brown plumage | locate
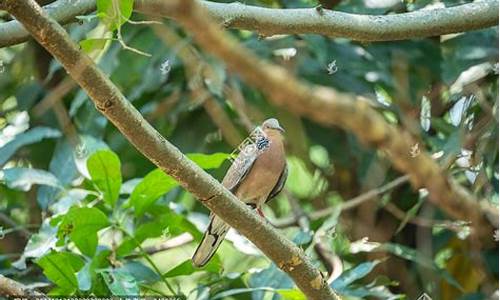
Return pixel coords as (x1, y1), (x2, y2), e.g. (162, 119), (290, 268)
(192, 118), (288, 267)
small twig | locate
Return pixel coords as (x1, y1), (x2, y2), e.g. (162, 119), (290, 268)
(0, 212), (31, 239)
(383, 202), (465, 232)
(115, 225), (176, 295)
(126, 232), (193, 258)
(112, 0), (151, 57)
(273, 175), (410, 228)
(116, 21), (151, 57)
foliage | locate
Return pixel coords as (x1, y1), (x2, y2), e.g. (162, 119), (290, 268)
(0, 0), (498, 299)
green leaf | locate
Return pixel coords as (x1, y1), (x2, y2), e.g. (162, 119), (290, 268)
(163, 258), (220, 278)
(76, 249), (111, 291)
(212, 287), (278, 299)
(129, 168), (177, 216)
(1, 168), (63, 191)
(116, 208), (201, 256)
(57, 207), (110, 256)
(87, 150), (122, 207)
(0, 127), (61, 166)
(277, 289), (307, 300)
(36, 251), (85, 294)
(332, 260), (381, 290)
(187, 152), (229, 169)
(100, 269), (139, 295)
(96, 0), (134, 31)
(120, 261), (159, 283)
(79, 38), (109, 53)
(285, 156), (326, 198)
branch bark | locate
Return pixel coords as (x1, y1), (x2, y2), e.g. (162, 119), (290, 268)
(0, 275), (45, 296)
(0, 0), (95, 47)
(188, 0), (499, 41)
(135, 0), (498, 242)
(1, 1), (339, 299)
(1, 0), (498, 47)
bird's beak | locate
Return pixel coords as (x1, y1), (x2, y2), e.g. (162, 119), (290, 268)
(277, 125), (285, 133)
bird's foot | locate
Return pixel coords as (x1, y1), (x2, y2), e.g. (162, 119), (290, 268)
(257, 207), (265, 218)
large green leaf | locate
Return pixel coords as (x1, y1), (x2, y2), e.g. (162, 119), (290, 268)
(87, 150), (122, 207)
(57, 207), (110, 256)
(162, 258), (220, 278)
(187, 152), (229, 169)
(1, 168), (63, 191)
(36, 251), (85, 294)
(129, 168), (177, 216)
(116, 208), (201, 256)
(0, 127), (61, 166)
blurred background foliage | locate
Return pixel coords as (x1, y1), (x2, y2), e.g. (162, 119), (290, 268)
(0, 0), (498, 299)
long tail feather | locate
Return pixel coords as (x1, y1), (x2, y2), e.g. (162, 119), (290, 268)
(192, 214), (230, 267)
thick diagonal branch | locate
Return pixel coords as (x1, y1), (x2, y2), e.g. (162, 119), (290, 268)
(1, 0), (498, 47)
(1, 1), (338, 299)
(135, 0), (498, 241)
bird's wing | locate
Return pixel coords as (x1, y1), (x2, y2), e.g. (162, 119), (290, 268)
(265, 162), (288, 203)
(222, 144), (259, 192)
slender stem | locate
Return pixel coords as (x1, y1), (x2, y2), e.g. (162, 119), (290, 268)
(115, 225), (177, 295)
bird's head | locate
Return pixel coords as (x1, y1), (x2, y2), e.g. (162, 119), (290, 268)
(261, 118), (285, 133)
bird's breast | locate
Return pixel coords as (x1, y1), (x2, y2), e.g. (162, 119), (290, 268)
(236, 137), (286, 204)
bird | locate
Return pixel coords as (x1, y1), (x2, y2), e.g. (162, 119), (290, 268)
(192, 118), (288, 267)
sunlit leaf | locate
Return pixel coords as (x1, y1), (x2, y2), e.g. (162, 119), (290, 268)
(80, 38), (109, 53)
(57, 206), (110, 256)
(187, 152), (229, 169)
(36, 251), (85, 294)
(96, 0), (134, 31)
(129, 168), (177, 216)
(162, 258), (220, 278)
(87, 150), (122, 207)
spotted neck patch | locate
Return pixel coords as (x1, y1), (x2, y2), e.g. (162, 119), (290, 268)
(256, 136), (270, 150)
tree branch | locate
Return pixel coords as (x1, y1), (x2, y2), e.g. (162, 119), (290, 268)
(1, 0), (498, 48)
(185, 0), (499, 41)
(273, 175), (411, 228)
(0, 0), (95, 47)
(0, 275), (45, 296)
(136, 0), (498, 242)
(1, 1), (339, 299)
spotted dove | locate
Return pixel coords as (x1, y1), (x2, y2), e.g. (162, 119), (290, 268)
(192, 118), (288, 267)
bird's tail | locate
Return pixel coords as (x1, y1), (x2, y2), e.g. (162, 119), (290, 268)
(192, 214), (230, 267)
